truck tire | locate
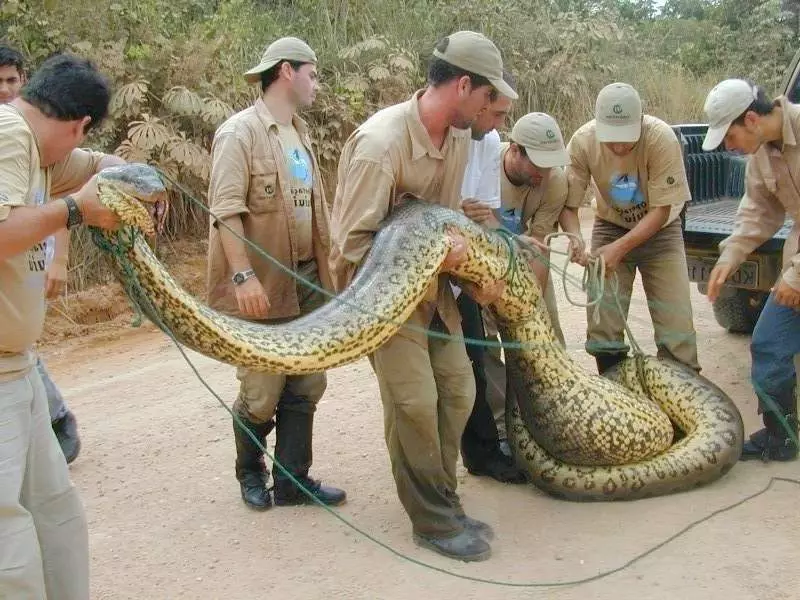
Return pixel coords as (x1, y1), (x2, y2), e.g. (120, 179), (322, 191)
(711, 288), (769, 334)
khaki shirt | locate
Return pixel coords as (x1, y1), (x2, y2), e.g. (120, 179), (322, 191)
(0, 104), (104, 377)
(205, 97), (333, 320)
(499, 142), (573, 239)
(329, 90), (471, 346)
(566, 114), (689, 229)
(718, 96), (800, 289)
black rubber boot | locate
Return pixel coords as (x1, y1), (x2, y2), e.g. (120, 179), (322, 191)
(52, 410), (81, 464)
(271, 396), (346, 507)
(412, 528), (492, 562)
(595, 352), (628, 375)
(233, 415), (275, 510)
(740, 410), (798, 462)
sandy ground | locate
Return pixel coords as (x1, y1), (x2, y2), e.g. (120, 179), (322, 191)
(37, 208), (800, 600)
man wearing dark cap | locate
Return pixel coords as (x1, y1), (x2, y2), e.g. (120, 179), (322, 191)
(206, 37), (346, 511)
(330, 30), (515, 562)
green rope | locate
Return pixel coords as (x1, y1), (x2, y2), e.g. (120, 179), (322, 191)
(88, 224), (800, 588)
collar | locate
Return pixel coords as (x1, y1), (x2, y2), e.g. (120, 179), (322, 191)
(406, 89), (467, 161)
(253, 96), (308, 136)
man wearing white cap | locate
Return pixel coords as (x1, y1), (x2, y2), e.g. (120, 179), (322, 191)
(703, 78), (800, 461)
(330, 30), (515, 562)
(564, 82), (699, 375)
(206, 37), (346, 511)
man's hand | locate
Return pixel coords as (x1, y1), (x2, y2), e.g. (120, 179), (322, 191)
(593, 241), (627, 274)
(441, 232), (469, 273)
(462, 199), (500, 228)
(568, 238), (590, 266)
(44, 261), (68, 299)
(707, 263), (735, 303)
(461, 279), (506, 307)
(772, 278), (800, 309)
(517, 234), (550, 254)
(235, 277), (270, 319)
(73, 175), (121, 230)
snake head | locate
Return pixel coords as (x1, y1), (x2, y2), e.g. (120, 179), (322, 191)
(96, 162), (169, 237)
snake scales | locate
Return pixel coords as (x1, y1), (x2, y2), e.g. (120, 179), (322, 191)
(92, 163), (745, 501)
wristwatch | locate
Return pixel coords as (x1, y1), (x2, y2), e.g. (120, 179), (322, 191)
(232, 269), (256, 285)
(63, 195), (83, 230)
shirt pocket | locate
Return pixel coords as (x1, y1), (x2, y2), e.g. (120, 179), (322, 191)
(248, 158), (281, 214)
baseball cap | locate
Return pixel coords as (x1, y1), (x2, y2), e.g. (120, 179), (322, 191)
(510, 112), (570, 168)
(701, 79), (759, 151)
(432, 31), (518, 101)
(244, 37), (317, 83)
(595, 82), (643, 143)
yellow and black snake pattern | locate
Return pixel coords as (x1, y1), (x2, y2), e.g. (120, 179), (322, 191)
(93, 163), (745, 501)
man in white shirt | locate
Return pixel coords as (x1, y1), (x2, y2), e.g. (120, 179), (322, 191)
(456, 71), (527, 483)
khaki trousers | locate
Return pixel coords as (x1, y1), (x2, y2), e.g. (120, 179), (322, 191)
(233, 261), (329, 422)
(368, 314), (475, 537)
(0, 370), (89, 600)
(586, 217), (700, 371)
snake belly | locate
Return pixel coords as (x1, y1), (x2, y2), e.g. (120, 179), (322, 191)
(91, 163), (745, 501)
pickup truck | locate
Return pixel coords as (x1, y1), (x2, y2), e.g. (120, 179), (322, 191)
(674, 49), (800, 333)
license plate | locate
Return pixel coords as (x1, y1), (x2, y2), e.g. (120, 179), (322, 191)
(686, 256), (759, 289)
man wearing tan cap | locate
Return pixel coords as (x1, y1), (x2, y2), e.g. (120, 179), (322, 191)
(564, 82), (699, 375)
(206, 36), (346, 511)
(703, 78), (800, 461)
(330, 30), (515, 562)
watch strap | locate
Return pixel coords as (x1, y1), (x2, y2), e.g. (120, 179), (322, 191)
(63, 195), (83, 230)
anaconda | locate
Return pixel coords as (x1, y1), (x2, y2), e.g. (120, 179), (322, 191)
(91, 163), (745, 501)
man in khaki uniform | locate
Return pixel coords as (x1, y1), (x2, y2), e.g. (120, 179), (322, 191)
(206, 37), (345, 511)
(563, 82), (700, 374)
(0, 53), (121, 600)
(704, 79), (800, 461)
(329, 31), (516, 562)
(0, 43), (84, 464)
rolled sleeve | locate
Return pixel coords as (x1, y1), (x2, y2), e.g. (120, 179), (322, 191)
(329, 157), (395, 291)
(207, 132), (251, 224)
(527, 169), (569, 239)
(0, 131), (32, 216)
(646, 126), (691, 208)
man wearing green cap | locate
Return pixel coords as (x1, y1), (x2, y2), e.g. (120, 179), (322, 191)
(330, 30), (515, 562)
(703, 78), (800, 461)
(563, 82), (699, 375)
(206, 36), (346, 511)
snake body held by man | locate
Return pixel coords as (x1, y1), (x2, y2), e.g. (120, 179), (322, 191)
(91, 163), (745, 501)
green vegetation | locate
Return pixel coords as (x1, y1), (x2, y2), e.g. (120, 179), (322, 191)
(2, 0), (797, 288)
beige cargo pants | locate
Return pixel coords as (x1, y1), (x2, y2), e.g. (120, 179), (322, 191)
(0, 369), (89, 600)
(368, 311), (476, 537)
(233, 261), (329, 422)
(586, 217), (700, 371)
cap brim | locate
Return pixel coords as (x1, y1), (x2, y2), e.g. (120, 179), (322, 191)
(596, 121), (641, 143)
(526, 147), (570, 168)
(491, 77), (518, 101)
(243, 59), (280, 83)
(702, 124), (729, 151)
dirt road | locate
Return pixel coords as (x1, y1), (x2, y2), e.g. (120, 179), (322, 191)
(39, 209), (800, 599)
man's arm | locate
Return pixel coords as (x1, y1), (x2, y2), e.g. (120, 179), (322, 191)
(594, 205), (670, 272)
(0, 201), (70, 261)
(329, 157), (396, 291)
(707, 166), (787, 301)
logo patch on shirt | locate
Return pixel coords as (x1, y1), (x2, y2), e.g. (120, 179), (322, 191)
(667, 176), (675, 185)
(265, 182), (276, 197)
